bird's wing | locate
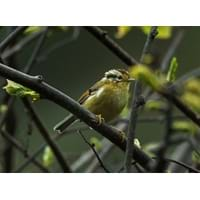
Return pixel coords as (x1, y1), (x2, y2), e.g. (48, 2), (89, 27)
(78, 80), (103, 104)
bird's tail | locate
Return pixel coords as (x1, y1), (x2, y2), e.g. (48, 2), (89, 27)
(54, 114), (77, 134)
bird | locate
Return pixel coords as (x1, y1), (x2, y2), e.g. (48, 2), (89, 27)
(54, 69), (134, 133)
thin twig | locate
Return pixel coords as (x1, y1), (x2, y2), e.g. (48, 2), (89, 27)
(22, 98), (72, 172)
(78, 130), (110, 173)
(0, 27), (27, 53)
(15, 125), (92, 172)
(2, 30), (45, 60)
(154, 102), (173, 172)
(152, 157), (199, 173)
(161, 29), (184, 72)
(23, 27), (48, 73)
(36, 27), (80, 63)
(1, 130), (49, 172)
(124, 26), (158, 172)
(84, 26), (139, 66)
(85, 140), (114, 173)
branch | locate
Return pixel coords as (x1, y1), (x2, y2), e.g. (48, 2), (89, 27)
(152, 157), (199, 173)
(23, 27), (48, 73)
(0, 62), (154, 171)
(124, 26), (158, 172)
(161, 29), (184, 72)
(85, 140), (114, 173)
(1, 130), (49, 172)
(0, 27), (27, 53)
(78, 130), (110, 173)
(2, 30), (45, 60)
(15, 125), (90, 172)
(84, 26), (139, 65)
(22, 98), (71, 172)
(154, 103), (173, 172)
(160, 88), (200, 127)
(36, 27), (80, 63)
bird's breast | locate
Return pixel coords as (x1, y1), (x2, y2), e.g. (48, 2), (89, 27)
(83, 84), (129, 122)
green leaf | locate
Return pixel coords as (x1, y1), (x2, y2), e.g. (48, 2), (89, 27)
(129, 65), (166, 91)
(115, 26), (132, 39)
(24, 26), (42, 35)
(145, 100), (167, 111)
(172, 120), (198, 134)
(192, 151), (200, 164)
(141, 26), (172, 39)
(90, 137), (102, 151)
(181, 92), (200, 113)
(0, 104), (8, 113)
(42, 146), (54, 168)
(184, 78), (200, 95)
(3, 80), (40, 101)
(166, 57), (178, 82)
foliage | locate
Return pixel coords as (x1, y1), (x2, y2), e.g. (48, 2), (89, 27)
(3, 80), (40, 101)
(90, 137), (102, 151)
(42, 146), (55, 168)
(129, 64), (166, 91)
(115, 26), (172, 39)
(172, 120), (198, 134)
(166, 57), (178, 82)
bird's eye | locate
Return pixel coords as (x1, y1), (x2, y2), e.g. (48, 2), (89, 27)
(117, 76), (123, 80)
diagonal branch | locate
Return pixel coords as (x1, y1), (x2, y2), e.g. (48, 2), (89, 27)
(22, 98), (71, 172)
(0, 62), (154, 171)
(0, 26), (27, 53)
(84, 26), (139, 65)
(1, 130), (49, 172)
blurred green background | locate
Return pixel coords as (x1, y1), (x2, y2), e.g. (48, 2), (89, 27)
(0, 26), (199, 172)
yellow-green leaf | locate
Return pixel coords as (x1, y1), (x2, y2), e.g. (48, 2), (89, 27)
(145, 100), (167, 111)
(42, 146), (54, 168)
(184, 78), (200, 95)
(129, 65), (166, 91)
(166, 57), (178, 82)
(90, 137), (102, 151)
(24, 26), (42, 34)
(141, 26), (172, 39)
(3, 80), (40, 101)
(172, 120), (198, 134)
(192, 151), (200, 164)
(115, 26), (132, 39)
(181, 92), (200, 113)
(0, 104), (8, 113)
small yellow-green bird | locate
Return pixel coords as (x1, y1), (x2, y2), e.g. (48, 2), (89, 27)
(54, 69), (133, 133)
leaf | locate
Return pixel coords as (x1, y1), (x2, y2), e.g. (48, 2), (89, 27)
(142, 53), (154, 65)
(134, 138), (141, 149)
(3, 80), (40, 101)
(145, 100), (167, 111)
(141, 26), (172, 39)
(0, 104), (8, 113)
(181, 92), (200, 113)
(172, 120), (198, 134)
(166, 57), (178, 82)
(90, 137), (102, 151)
(129, 65), (166, 91)
(115, 26), (132, 39)
(24, 26), (42, 34)
(42, 146), (54, 168)
(192, 151), (200, 164)
(184, 78), (200, 95)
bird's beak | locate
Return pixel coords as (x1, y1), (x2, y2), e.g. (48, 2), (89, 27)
(128, 78), (135, 82)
